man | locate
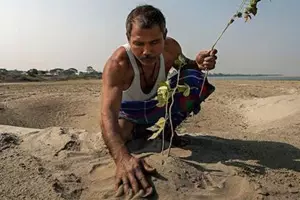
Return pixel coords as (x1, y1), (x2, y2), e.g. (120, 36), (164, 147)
(100, 4), (217, 198)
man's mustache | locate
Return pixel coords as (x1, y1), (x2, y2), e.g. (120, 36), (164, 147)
(140, 54), (155, 60)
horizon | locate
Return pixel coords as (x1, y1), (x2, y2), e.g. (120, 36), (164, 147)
(0, 67), (290, 76)
(1, 0), (300, 76)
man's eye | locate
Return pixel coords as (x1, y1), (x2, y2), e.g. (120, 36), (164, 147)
(134, 42), (144, 46)
(151, 40), (159, 45)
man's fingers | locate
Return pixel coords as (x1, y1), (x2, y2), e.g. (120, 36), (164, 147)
(141, 159), (156, 173)
(143, 187), (154, 197)
(135, 168), (151, 190)
(203, 62), (216, 70)
(135, 168), (153, 197)
(122, 177), (130, 195)
(115, 176), (122, 191)
(210, 49), (218, 55)
(200, 50), (210, 57)
(203, 55), (216, 69)
(204, 56), (217, 62)
(203, 60), (216, 66)
(139, 159), (155, 197)
(115, 184), (124, 197)
(128, 172), (139, 194)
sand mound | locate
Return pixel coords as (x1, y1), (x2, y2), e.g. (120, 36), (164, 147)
(0, 92), (101, 133)
(0, 132), (20, 151)
(2, 125), (300, 199)
(237, 94), (300, 127)
(87, 152), (256, 200)
(0, 125), (258, 200)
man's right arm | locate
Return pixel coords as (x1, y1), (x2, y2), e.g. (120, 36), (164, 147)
(100, 51), (155, 197)
(100, 56), (130, 163)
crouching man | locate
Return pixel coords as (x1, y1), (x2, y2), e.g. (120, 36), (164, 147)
(100, 4), (217, 198)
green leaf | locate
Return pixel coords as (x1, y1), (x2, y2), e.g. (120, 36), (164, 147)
(183, 84), (190, 97)
(147, 117), (167, 140)
(176, 83), (190, 97)
(148, 126), (164, 140)
(157, 85), (169, 105)
(157, 117), (167, 127)
(156, 101), (166, 107)
(147, 125), (159, 132)
(159, 80), (170, 89)
(177, 84), (187, 92)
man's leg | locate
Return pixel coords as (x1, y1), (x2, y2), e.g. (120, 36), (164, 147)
(118, 118), (154, 141)
(118, 69), (214, 148)
(119, 118), (189, 148)
(154, 69), (212, 147)
(118, 118), (134, 143)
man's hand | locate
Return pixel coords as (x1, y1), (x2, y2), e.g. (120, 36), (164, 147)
(115, 154), (156, 197)
(195, 49), (218, 71)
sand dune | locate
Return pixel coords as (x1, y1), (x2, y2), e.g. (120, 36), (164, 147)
(1, 80), (300, 199)
(238, 94), (300, 127)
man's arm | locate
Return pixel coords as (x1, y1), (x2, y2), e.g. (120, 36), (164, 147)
(100, 51), (156, 197)
(166, 37), (199, 70)
(166, 37), (217, 71)
(100, 56), (130, 163)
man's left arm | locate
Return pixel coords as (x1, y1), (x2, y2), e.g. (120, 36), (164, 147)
(168, 37), (217, 71)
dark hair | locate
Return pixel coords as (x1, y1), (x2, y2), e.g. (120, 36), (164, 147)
(126, 4), (167, 39)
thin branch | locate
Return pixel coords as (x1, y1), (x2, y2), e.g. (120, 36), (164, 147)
(199, 0), (249, 98)
(167, 69), (181, 156)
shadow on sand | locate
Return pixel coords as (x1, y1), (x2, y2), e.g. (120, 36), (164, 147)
(130, 134), (300, 173)
(126, 134), (300, 199)
(182, 134), (300, 172)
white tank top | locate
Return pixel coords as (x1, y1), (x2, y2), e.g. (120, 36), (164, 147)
(121, 43), (166, 101)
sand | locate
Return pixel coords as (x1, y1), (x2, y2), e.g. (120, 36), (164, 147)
(1, 79), (300, 200)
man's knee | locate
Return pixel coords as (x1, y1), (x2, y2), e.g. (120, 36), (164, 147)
(118, 118), (134, 142)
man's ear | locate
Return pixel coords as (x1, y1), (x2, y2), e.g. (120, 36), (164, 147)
(163, 28), (168, 39)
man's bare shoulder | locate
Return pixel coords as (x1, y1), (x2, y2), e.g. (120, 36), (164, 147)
(102, 47), (133, 86)
(165, 37), (182, 55)
(104, 46), (130, 73)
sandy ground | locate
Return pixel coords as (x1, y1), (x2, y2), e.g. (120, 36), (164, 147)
(0, 79), (300, 200)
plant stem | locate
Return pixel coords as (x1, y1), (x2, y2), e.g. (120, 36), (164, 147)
(161, 99), (169, 154)
(199, 0), (248, 99)
(167, 69), (181, 156)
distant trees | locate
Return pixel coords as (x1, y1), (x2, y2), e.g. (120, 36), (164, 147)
(0, 68), (8, 75)
(0, 66), (103, 83)
(27, 68), (38, 76)
(49, 68), (64, 75)
(86, 66), (96, 74)
(38, 70), (47, 75)
(63, 68), (78, 76)
(84, 66), (102, 78)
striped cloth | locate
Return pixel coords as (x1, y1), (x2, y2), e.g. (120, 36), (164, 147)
(119, 68), (215, 130)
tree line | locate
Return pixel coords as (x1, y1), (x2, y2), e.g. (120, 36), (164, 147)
(0, 66), (102, 83)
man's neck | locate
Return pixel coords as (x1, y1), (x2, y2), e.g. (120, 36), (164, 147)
(137, 58), (160, 74)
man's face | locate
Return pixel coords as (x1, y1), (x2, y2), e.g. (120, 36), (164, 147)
(128, 23), (165, 66)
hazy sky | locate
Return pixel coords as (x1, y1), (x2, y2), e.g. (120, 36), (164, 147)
(1, 0), (299, 75)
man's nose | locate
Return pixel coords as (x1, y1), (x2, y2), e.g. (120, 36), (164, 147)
(143, 43), (153, 55)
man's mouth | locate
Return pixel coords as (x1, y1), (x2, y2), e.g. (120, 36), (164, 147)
(140, 57), (156, 63)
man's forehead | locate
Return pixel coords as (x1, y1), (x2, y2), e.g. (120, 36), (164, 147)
(130, 24), (163, 39)
(130, 35), (162, 43)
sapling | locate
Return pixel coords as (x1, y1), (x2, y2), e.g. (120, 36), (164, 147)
(148, 0), (265, 156)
